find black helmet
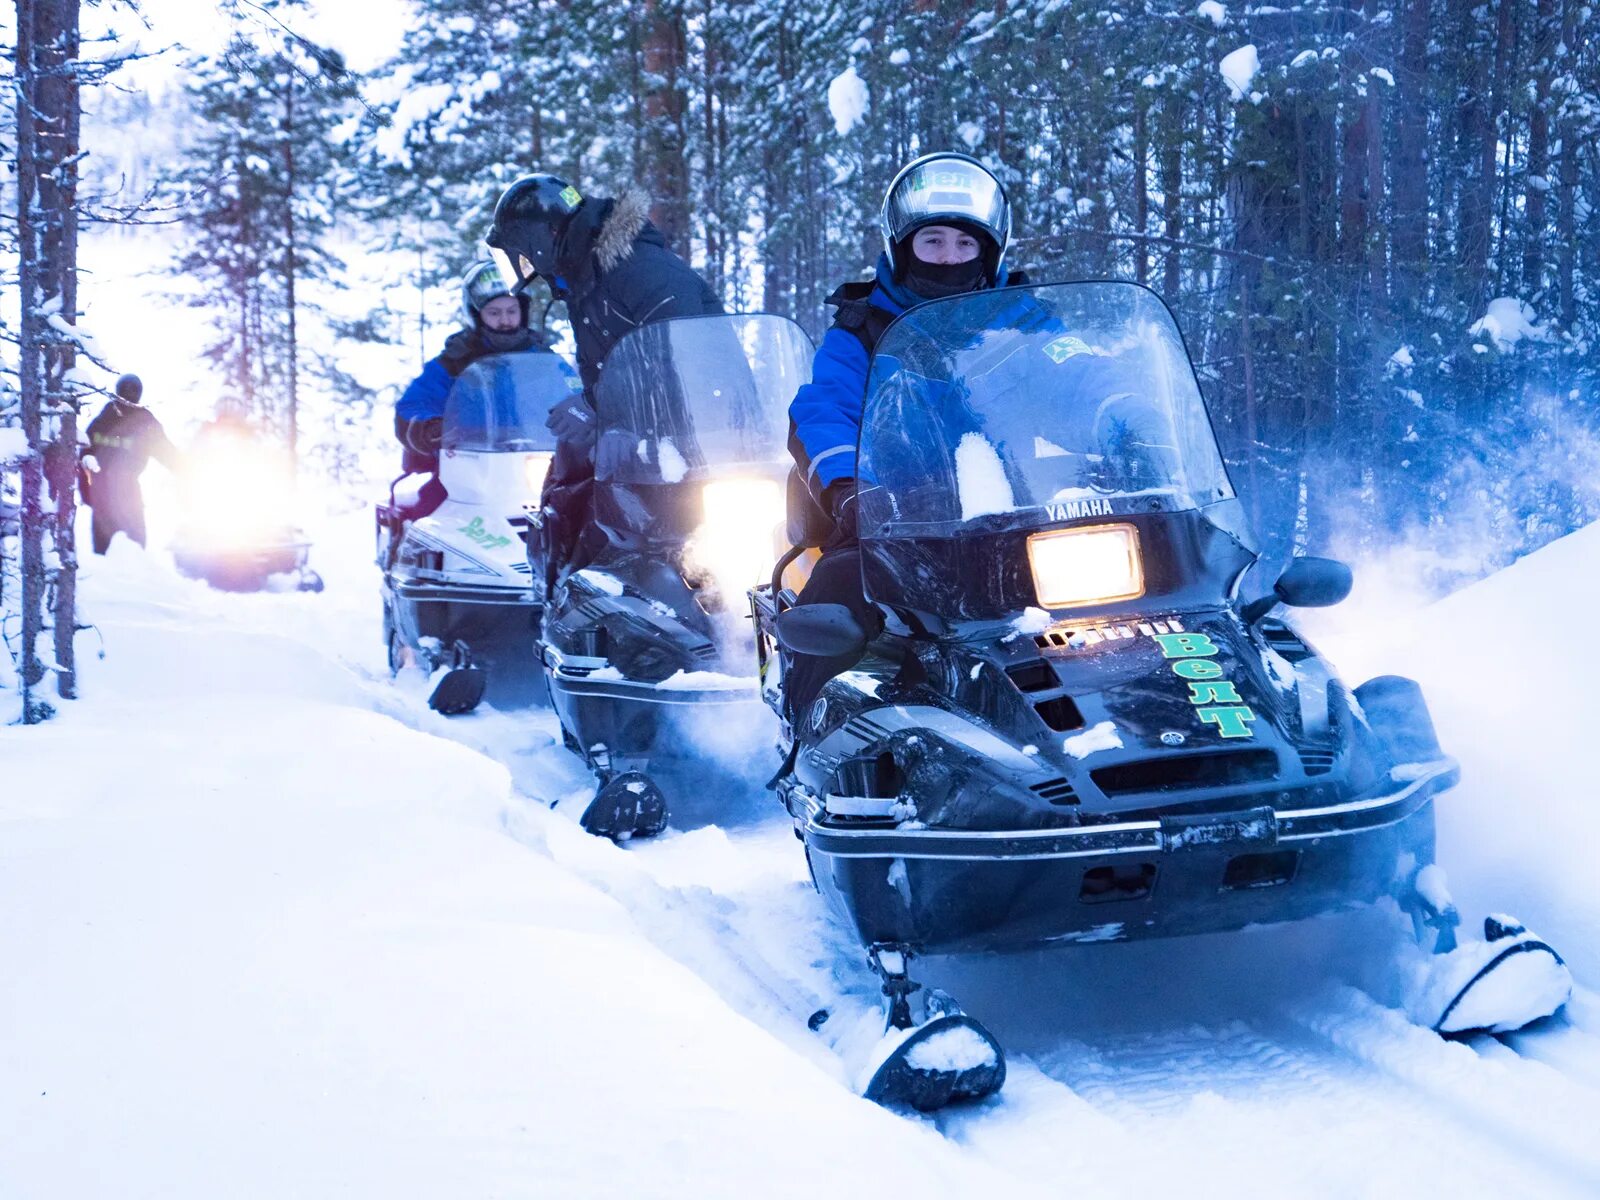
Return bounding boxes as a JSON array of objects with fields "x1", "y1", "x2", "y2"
[
  {"x1": 459, "y1": 259, "x2": 526, "y2": 327},
  {"x1": 486, "y1": 173, "x2": 586, "y2": 290},
  {"x1": 115, "y1": 373, "x2": 143, "y2": 404},
  {"x1": 880, "y1": 152, "x2": 1011, "y2": 283}
]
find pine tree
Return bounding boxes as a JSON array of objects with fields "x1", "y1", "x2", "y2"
[{"x1": 171, "y1": 2, "x2": 356, "y2": 461}]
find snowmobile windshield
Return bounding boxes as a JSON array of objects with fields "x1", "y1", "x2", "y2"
[
  {"x1": 592, "y1": 314, "x2": 812, "y2": 484},
  {"x1": 442, "y1": 352, "x2": 580, "y2": 453},
  {"x1": 856, "y1": 282, "x2": 1233, "y2": 539}
]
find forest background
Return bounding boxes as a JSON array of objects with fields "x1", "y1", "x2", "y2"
[{"x1": 8, "y1": 0, "x2": 1600, "y2": 585}]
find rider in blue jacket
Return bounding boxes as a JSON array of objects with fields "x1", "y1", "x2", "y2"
[
  {"x1": 783, "y1": 152, "x2": 1023, "y2": 718},
  {"x1": 394, "y1": 259, "x2": 575, "y2": 515}
]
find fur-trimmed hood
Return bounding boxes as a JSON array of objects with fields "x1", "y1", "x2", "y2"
[{"x1": 592, "y1": 188, "x2": 653, "y2": 273}]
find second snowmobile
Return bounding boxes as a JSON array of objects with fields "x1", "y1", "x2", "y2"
[
  {"x1": 171, "y1": 419, "x2": 322, "y2": 593},
  {"x1": 752, "y1": 281, "x2": 1571, "y2": 1112},
  {"x1": 377, "y1": 352, "x2": 579, "y2": 713},
  {"x1": 535, "y1": 312, "x2": 813, "y2": 839}
]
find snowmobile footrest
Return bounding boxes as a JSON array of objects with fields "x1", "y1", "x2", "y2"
[
  {"x1": 864, "y1": 1015, "x2": 1006, "y2": 1112},
  {"x1": 429, "y1": 666, "x2": 487, "y2": 715}
]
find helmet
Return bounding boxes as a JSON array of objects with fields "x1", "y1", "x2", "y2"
[
  {"x1": 460, "y1": 259, "x2": 524, "y2": 326},
  {"x1": 115, "y1": 373, "x2": 143, "y2": 404},
  {"x1": 486, "y1": 173, "x2": 586, "y2": 290},
  {"x1": 879, "y1": 152, "x2": 1010, "y2": 282}
]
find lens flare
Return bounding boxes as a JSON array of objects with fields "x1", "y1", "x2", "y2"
[{"x1": 686, "y1": 477, "x2": 785, "y2": 602}]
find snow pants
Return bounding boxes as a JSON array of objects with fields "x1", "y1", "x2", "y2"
[
  {"x1": 89, "y1": 473, "x2": 147, "y2": 555},
  {"x1": 783, "y1": 545, "x2": 875, "y2": 723}
]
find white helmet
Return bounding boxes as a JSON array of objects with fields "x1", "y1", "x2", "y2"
[
  {"x1": 880, "y1": 152, "x2": 1011, "y2": 282},
  {"x1": 460, "y1": 259, "x2": 525, "y2": 327}
]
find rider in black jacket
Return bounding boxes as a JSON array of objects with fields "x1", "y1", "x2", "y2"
[
  {"x1": 486, "y1": 175, "x2": 722, "y2": 571},
  {"x1": 83, "y1": 374, "x2": 181, "y2": 554}
]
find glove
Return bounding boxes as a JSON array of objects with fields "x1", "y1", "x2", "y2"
[
  {"x1": 404, "y1": 416, "x2": 443, "y2": 456},
  {"x1": 822, "y1": 478, "x2": 859, "y2": 546},
  {"x1": 80, "y1": 453, "x2": 100, "y2": 473},
  {"x1": 546, "y1": 398, "x2": 597, "y2": 448}
]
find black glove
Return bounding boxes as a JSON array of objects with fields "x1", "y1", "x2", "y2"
[
  {"x1": 546, "y1": 398, "x2": 598, "y2": 448},
  {"x1": 822, "y1": 478, "x2": 859, "y2": 546},
  {"x1": 402, "y1": 416, "x2": 442, "y2": 456}
]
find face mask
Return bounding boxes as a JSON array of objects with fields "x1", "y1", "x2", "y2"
[
  {"x1": 903, "y1": 255, "x2": 987, "y2": 299},
  {"x1": 480, "y1": 327, "x2": 530, "y2": 352}
]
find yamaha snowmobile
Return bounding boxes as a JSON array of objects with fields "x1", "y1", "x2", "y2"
[
  {"x1": 171, "y1": 421, "x2": 322, "y2": 593},
  {"x1": 535, "y1": 313, "x2": 813, "y2": 840},
  {"x1": 377, "y1": 352, "x2": 579, "y2": 713},
  {"x1": 751, "y1": 281, "x2": 1571, "y2": 1112}
]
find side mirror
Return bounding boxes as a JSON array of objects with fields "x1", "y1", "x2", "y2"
[
  {"x1": 1243, "y1": 556, "x2": 1353, "y2": 623},
  {"x1": 776, "y1": 603, "x2": 869, "y2": 659}
]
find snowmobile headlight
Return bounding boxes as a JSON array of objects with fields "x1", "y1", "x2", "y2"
[
  {"x1": 523, "y1": 450, "x2": 553, "y2": 496},
  {"x1": 688, "y1": 477, "x2": 786, "y2": 595},
  {"x1": 1027, "y1": 523, "x2": 1145, "y2": 609}
]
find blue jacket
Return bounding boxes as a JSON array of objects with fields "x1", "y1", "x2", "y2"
[
  {"x1": 396, "y1": 356, "x2": 456, "y2": 424},
  {"x1": 788, "y1": 255, "x2": 1020, "y2": 493}
]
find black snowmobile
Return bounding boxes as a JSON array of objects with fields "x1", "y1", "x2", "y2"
[
  {"x1": 751, "y1": 281, "x2": 1571, "y2": 1112},
  {"x1": 378, "y1": 353, "x2": 577, "y2": 713},
  {"x1": 535, "y1": 313, "x2": 813, "y2": 840}
]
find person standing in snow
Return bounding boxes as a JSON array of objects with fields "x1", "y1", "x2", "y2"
[
  {"x1": 781, "y1": 152, "x2": 1027, "y2": 719},
  {"x1": 82, "y1": 374, "x2": 182, "y2": 555},
  {"x1": 393, "y1": 258, "x2": 574, "y2": 517},
  {"x1": 484, "y1": 173, "x2": 722, "y2": 573}
]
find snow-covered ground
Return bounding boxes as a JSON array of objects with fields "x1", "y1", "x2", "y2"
[{"x1": 5, "y1": 494, "x2": 1600, "y2": 1197}]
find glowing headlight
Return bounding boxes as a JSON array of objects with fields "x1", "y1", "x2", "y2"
[
  {"x1": 688, "y1": 477, "x2": 786, "y2": 593},
  {"x1": 1027, "y1": 523, "x2": 1144, "y2": 609},
  {"x1": 524, "y1": 451, "x2": 554, "y2": 496}
]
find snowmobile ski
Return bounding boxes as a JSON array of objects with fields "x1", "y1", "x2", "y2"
[
  {"x1": 580, "y1": 771, "x2": 668, "y2": 842},
  {"x1": 863, "y1": 1015, "x2": 1007, "y2": 1112},
  {"x1": 428, "y1": 665, "x2": 487, "y2": 715},
  {"x1": 1429, "y1": 916, "x2": 1572, "y2": 1036}
]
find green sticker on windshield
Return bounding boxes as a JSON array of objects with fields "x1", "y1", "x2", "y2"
[
  {"x1": 1043, "y1": 335, "x2": 1094, "y2": 364},
  {"x1": 559, "y1": 185, "x2": 582, "y2": 210}
]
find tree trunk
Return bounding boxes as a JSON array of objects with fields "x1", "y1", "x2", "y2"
[
  {"x1": 15, "y1": 0, "x2": 83, "y2": 718},
  {"x1": 1160, "y1": 101, "x2": 1182, "y2": 299},
  {"x1": 1133, "y1": 100, "x2": 1149, "y2": 286},
  {"x1": 1554, "y1": 0, "x2": 1579, "y2": 330},
  {"x1": 283, "y1": 67, "x2": 300, "y2": 469},
  {"x1": 641, "y1": 0, "x2": 690, "y2": 255},
  {"x1": 1391, "y1": 0, "x2": 1429, "y2": 312},
  {"x1": 1523, "y1": 0, "x2": 1557, "y2": 296}
]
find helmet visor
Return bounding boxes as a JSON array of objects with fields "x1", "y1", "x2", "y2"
[
  {"x1": 489, "y1": 246, "x2": 536, "y2": 294},
  {"x1": 884, "y1": 156, "x2": 1007, "y2": 248}
]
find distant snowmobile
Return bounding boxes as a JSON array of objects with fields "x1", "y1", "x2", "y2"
[
  {"x1": 535, "y1": 313, "x2": 813, "y2": 840},
  {"x1": 751, "y1": 281, "x2": 1571, "y2": 1112},
  {"x1": 172, "y1": 419, "x2": 321, "y2": 593},
  {"x1": 377, "y1": 352, "x2": 578, "y2": 713}
]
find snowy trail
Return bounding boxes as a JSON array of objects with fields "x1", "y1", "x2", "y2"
[
  {"x1": 16, "y1": 509, "x2": 1599, "y2": 1197},
  {"x1": 339, "y1": 511, "x2": 1600, "y2": 1197}
]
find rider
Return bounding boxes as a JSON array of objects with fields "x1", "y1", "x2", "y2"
[
  {"x1": 82, "y1": 374, "x2": 182, "y2": 555},
  {"x1": 484, "y1": 174, "x2": 722, "y2": 573},
  {"x1": 393, "y1": 259, "x2": 572, "y2": 517},
  {"x1": 783, "y1": 152, "x2": 1024, "y2": 719}
]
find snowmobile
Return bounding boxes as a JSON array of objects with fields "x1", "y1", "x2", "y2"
[
  {"x1": 171, "y1": 421, "x2": 322, "y2": 593},
  {"x1": 535, "y1": 313, "x2": 813, "y2": 840},
  {"x1": 750, "y1": 281, "x2": 1571, "y2": 1112},
  {"x1": 377, "y1": 352, "x2": 579, "y2": 713}
]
